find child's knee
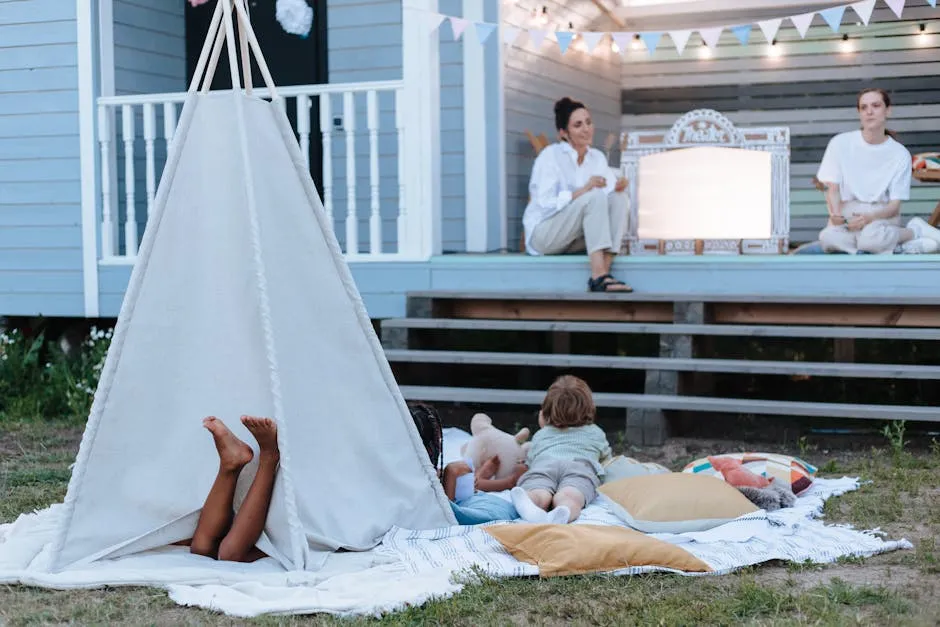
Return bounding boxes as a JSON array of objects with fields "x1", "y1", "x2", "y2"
[
  {"x1": 528, "y1": 489, "x2": 553, "y2": 509},
  {"x1": 553, "y1": 486, "x2": 585, "y2": 509},
  {"x1": 216, "y1": 538, "x2": 248, "y2": 563}
]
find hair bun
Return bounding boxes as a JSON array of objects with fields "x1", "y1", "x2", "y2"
[{"x1": 554, "y1": 97, "x2": 574, "y2": 115}]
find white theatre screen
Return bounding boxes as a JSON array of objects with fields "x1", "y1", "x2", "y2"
[{"x1": 636, "y1": 146, "x2": 772, "y2": 240}]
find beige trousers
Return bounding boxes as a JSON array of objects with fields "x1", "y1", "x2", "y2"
[
  {"x1": 529, "y1": 189, "x2": 628, "y2": 255},
  {"x1": 819, "y1": 200, "x2": 902, "y2": 254}
]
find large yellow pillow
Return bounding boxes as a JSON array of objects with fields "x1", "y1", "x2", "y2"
[
  {"x1": 484, "y1": 523, "x2": 711, "y2": 577},
  {"x1": 598, "y1": 473, "x2": 759, "y2": 533}
]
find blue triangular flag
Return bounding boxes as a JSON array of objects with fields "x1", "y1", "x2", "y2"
[
  {"x1": 819, "y1": 5, "x2": 846, "y2": 33},
  {"x1": 927, "y1": 0, "x2": 936, "y2": 7},
  {"x1": 730, "y1": 24, "x2": 751, "y2": 45},
  {"x1": 555, "y1": 31, "x2": 575, "y2": 54},
  {"x1": 475, "y1": 22, "x2": 497, "y2": 45},
  {"x1": 640, "y1": 31, "x2": 661, "y2": 53}
]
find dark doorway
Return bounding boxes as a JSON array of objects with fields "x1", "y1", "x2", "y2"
[{"x1": 185, "y1": 0, "x2": 328, "y2": 191}]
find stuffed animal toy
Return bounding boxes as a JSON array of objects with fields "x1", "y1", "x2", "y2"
[
  {"x1": 707, "y1": 456, "x2": 796, "y2": 511},
  {"x1": 460, "y1": 413, "x2": 531, "y2": 481}
]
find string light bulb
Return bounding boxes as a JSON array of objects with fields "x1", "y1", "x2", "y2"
[
  {"x1": 917, "y1": 23, "x2": 929, "y2": 47},
  {"x1": 631, "y1": 33, "x2": 644, "y2": 50},
  {"x1": 611, "y1": 40, "x2": 621, "y2": 54},
  {"x1": 698, "y1": 45, "x2": 713, "y2": 59},
  {"x1": 839, "y1": 33, "x2": 854, "y2": 53},
  {"x1": 766, "y1": 39, "x2": 783, "y2": 58}
]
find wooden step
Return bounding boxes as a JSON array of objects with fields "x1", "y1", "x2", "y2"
[
  {"x1": 382, "y1": 318, "x2": 940, "y2": 341},
  {"x1": 386, "y1": 349, "x2": 940, "y2": 380},
  {"x1": 398, "y1": 385, "x2": 940, "y2": 423}
]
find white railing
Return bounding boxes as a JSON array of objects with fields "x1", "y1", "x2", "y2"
[{"x1": 95, "y1": 80, "x2": 424, "y2": 263}]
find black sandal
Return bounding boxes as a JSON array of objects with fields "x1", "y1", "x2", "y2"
[{"x1": 587, "y1": 274, "x2": 633, "y2": 293}]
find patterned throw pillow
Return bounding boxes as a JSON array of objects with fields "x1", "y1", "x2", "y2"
[{"x1": 682, "y1": 453, "x2": 817, "y2": 495}]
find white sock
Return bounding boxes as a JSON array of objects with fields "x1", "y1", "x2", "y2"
[
  {"x1": 548, "y1": 505, "x2": 571, "y2": 525},
  {"x1": 510, "y1": 487, "x2": 549, "y2": 523}
]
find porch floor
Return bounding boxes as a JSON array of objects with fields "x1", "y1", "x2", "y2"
[{"x1": 97, "y1": 253, "x2": 940, "y2": 319}]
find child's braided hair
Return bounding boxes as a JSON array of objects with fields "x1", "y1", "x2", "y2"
[{"x1": 408, "y1": 401, "x2": 444, "y2": 476}]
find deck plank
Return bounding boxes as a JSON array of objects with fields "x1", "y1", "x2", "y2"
[
  {"x1": 398, "y1": 385, "x2": 940, "y2": 422},
  {"x1": 386, "y1": 349, "x2": 940, "y2": 379}
]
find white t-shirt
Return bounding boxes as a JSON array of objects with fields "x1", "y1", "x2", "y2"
[
  {"x1": 816, "y1": 130, "x2": 912, "y2": 204},
  {"x1": 522, "y1": 141, "x2": 615, "y2": 254}
]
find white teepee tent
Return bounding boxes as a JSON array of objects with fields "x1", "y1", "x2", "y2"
[{"x1": 48, "y1": 0, "x2": 455, "y2": 572}]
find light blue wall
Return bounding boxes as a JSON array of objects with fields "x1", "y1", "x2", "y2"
[{"x1": 0, "y1": 0, "x2": 84, "y2": 317}]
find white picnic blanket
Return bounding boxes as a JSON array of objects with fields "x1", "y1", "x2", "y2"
[{"x1": 0, "y1": 429, "x2": 912, "y2": 617}]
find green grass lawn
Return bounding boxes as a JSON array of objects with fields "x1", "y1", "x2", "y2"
[{"x1": 2, "y1": 420, "x2": 939, "y2": 626}]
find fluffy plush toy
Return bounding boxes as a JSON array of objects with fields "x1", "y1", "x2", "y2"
[{"x1": 460, "y1": 413, "x2": 531, "y2": 481}]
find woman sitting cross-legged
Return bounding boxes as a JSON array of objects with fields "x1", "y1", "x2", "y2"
[
  {"x1": 523, "y1": 97, "x2": 632, "y2": 292},
  {"x1": 817, "y1": 87, "x2": 940, "y2": 254}
]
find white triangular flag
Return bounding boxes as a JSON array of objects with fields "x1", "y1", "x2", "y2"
[
  {"x1": 790, "y1": 12, "x2": 815, "y2": 39},
  {"x1": 851, "y1": 0, "x2": 876, "y2": 25},
  {"x1": 449, "y1": 17, "x2": 469, "y2": 40},
  {"x1": 885, "y1": 0, "x2": 905, "y2": 19},
  {"x1": 428, "y1": 12, "x2": 445, "y2": 32},
  {"x1": 699, "y1": 26, "x2": 723, "y2": 48},
  {"x1": 528, "y1": 29, "x2": 547, "y2": 49},
  {"x1": 503, "y1": 25, "x2": 521, "y2": 46},
  {"x1": 758, "y1": 18, "x2": 782, "y2": 44},
  {"x1": 581, "y1": 31, "x2": 605, "y2": 52},
  {"x1": 669, "y1": 30, "x2": 692, "y2": 55},
  {"x1": 610, "y1": 32, "x2": 634, "y2": 52}
]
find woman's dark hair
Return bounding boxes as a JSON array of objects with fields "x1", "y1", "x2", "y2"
[
  {"x1": 856, "y1": 88, "x2": 898, "y2": 140},
  {"x1": 409, "y1": 401, "x2": 443, "y2": 476},
  {"x1": 554, "y1": 97, "x2": 586, "y2": 132}
]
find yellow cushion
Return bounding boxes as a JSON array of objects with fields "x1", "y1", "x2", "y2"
[
  {"x1": 485, "y1": 523, "x2": 711, "y2": 577},
  {"x1": 598, "y1": 473, "x2": 759, "y2": 533}
]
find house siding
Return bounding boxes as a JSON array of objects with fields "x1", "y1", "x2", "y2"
[
  {"x1": 620, "y1": 2, "x2": 940, "y2": 244},
  {"x1": 0, "y1": 0, "x2": 84, "y2": 316}
]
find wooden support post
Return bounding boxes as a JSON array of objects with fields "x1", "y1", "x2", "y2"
[{"x1": 626, "y1": 302, "x2": 703, "y2": 446}]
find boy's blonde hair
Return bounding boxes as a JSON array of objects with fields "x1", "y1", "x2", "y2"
[{"x1": 541, "y1": 375, "x2": 595, "y2": 428}]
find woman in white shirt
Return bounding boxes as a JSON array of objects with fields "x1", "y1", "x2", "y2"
[
  {"x1": 523, "y1": 97, "x2": 632, "y2": 292},
  {"x1": 817, "y1": 88, "x2": 940, "y2": 254}
]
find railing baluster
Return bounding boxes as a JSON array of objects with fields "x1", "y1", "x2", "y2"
[
  {"x1": 121, "y1": 104, "x2": 138, "y2": 256},
  {"x1": 98, "y1": 105, "x2": 115, "y2": 258},
  {"x1": 343, "y1": 91, "x2": 357, "y2": 255},
  {"x1": 318, "y1": 95, "x2": 334, "y2": 226},
  {"x1": 163, "y1": 101, "x2": 178, "y2": 149},
  {"x1": 367, "y1": 90, "x2": 381, "y2": 254},
  {"x1": 395, "y1": 89, "x2": 407, "y2": 256},
  {"x1": 297, "y1": 95, "x2": 310, "y2": 169},
  {"x1": 143, "y1": 103, "x2": 157, "y2": 220}
]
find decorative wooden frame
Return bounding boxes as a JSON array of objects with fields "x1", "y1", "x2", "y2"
[{"x1": 620, "y1": 109, "x2": 790, "y2": 255}]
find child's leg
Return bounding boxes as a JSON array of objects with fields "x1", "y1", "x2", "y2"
[
  {"x1": 190, "y1": 417, "x2": 254, "y2": 558},
  {"x1": 216, "y1": 416, "x2": 280, "y2": 563},
  {"x1": 552, "y1": 487, "x2": 585, "y2": 523},
  {"x1": 527, "y1": 489, "x2": 553, "y2": 510}
]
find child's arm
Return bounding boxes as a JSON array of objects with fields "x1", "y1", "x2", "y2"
[{"x1": 475, "y1": 461, "x2": 528, "y2": 492}]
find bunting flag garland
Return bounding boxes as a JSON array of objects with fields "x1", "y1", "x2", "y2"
[
  {"x1": 757, "y1": 18, "x2": 783, "y2": 44},
  {"x1": 790, "y1": 12, "x2": 815, "y2": 39},
  {"x1": 699, "y1": 26, "x2": 723, "y2": 48},
  {"x1": 730, "y1": 24, "x2": 752, "y2": 46},
  {"x1": 528, "y1": 29, "x2": 547, "y2": 49},
  {"x1": 448, "y1": 16, "x2": 469, "y2": 41},
  {"x1": 475, "y1": 22, "x2": 497, "y2": 45},
  {"x1": 424, "y1": 0, "x2": 938, "y2": 57},
  {"x1": 555, "y1": 31, "x2": 575, "y2": 54},
  {"x1": 503, "y1": 25, "x2": 521, "y2": 46},
  {"x1": 885, "y1": 0, "x2": 906, "y2": 19},
  {"x1": 819, "y1": 6, "x2": 846, "y2": 33},
  {"x1": 640, "y1": 32, "x2": 662, "y2": 53},
  {"x1": 851, "y1": 0, "x2": 876, "y2": 25},
  {"x1": 581, "y1": 31, "x2": 605, "y2": 52},
  {"x1": 669, "y1": 30, "x2": 692, "y2": 55}
]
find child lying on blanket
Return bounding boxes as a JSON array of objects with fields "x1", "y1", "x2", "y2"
[
  {"x1": 409, "y1": 402, "x2": 525, "y2": 525},
  {"x1": 184, "y1": 415, "x2": 280, "y2": 563},
  {"x1": 510, "y1": 375, "x2": 612, "y2": 524}
]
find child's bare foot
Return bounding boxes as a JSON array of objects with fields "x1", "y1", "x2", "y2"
[
  {"x1": 203, "y1": 416, "x2": 253, "y2": 472},
  {"x1": 241, "y1": 415, "x2": 279, "y2": 464}
]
